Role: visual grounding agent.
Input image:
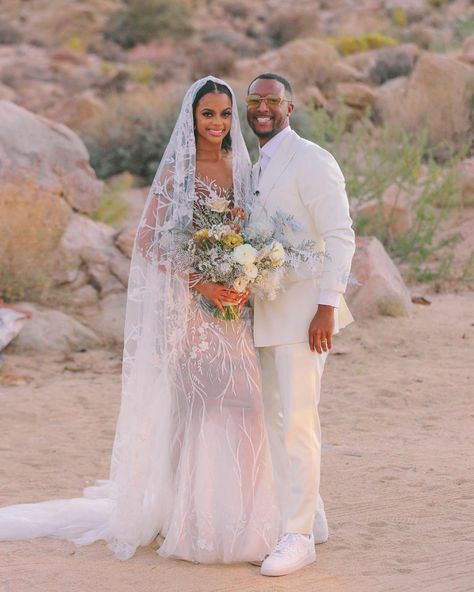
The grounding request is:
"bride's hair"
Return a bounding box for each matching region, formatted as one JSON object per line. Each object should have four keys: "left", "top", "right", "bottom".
{"left": 192, "top": 80, "right": 233, "bottom": 151}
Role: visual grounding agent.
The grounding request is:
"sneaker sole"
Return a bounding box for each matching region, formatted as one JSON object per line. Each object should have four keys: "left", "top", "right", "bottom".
{"left": 260, "top": 552, "right": 316, "bottom": 577}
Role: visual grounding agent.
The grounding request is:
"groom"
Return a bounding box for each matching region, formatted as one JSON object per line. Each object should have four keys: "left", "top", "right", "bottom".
{"left": 246, "top": 73, "right": 355, "bottom": 576}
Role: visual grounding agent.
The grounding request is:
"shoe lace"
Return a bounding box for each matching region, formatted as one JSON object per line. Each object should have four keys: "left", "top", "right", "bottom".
{"left": 273, "top": 533, "right": 298, "bottom": 555}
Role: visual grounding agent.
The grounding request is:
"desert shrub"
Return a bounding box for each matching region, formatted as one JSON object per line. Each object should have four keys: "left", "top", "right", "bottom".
{"left": 190, "top": 42, "right": 237, "bottom": 79}
{"left": 266, "top": 7, "right": 319, "bottom": 47}
{"left": 303, "top": 107, "right": 466, "bottom": 282}
{"left": 82, "top": 89, "right": 181, "bottom": 183}
{"left": 201, "top": 30, "right": 257, "bottom": 57}
{"left": 130, "top": 62, "right": 156, "bottom": 85}
{"left": 219, "top": 0, "right": 249, "bottom": 19}
{"left": 391, "top": 9, "right": 408, "bottom": 27}
{"left": 369, "top": 49, "right": 415, "bottom": 84}
{"left": 104, "top": 0, "right": 194, "bottom": 49}
{"left": 327, "top": 33, "right": 398, "bottom": 55}
{"left": 66, "top": 35, "right": 87, "bottom": 52}
{"left": 0, "top": 20, "right": 22, "bottom": 45}
{"left": 91, "top": 176, "right": 130, "bottom": 228}
{"left": 0, "top": 177, "right": 70, "bottom": 302}
{"left": 453, "top": 14, "right": 474, "bottom": 43}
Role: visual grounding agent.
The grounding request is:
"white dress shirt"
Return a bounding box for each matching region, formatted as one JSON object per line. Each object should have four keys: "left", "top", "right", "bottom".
{"left": 258, "top": 126, "right": 341, "bottom": 308}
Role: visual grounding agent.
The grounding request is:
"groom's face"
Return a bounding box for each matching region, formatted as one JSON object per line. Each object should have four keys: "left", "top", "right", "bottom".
{"left": 246, "top": 78, "right": 293, "bottom": 144}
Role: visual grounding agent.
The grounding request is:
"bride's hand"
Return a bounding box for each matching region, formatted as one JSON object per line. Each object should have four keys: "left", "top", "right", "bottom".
{"left": 193, "top": 280, "right": 245, "bottom": 315}
{"left": 238, "top": 289, "right": 250, "bottom": 312}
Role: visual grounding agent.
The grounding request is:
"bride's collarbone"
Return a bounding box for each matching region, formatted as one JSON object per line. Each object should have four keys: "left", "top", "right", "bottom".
{"left": 196, "top": 158, "right": 233, "bottom": 190}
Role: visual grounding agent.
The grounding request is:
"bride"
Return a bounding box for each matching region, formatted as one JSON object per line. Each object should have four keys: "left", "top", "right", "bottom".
{"left": 0, "top": 77, "right": 279, "bottom": 563}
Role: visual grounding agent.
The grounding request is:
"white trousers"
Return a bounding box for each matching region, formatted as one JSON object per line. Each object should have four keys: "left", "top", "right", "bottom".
{"left": 259, "top": 342, "right": 328, "bottom": 534}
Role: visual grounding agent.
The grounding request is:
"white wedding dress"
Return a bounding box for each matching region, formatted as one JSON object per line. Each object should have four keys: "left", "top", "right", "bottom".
{"left": 0, "top": 77, "right": 280, "bottom": 563}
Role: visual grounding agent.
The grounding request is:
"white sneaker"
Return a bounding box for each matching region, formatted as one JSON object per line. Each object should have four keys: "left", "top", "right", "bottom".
{"left": 260, "top": 533, "right": 316, "bottom": 576}
{"left": 313, "top": 508, "right": 329, "bottom": 544}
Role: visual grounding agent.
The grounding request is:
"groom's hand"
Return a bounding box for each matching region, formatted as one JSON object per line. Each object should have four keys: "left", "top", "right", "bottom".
{"left": 308, "top": 305, "right": 335, "bottom": 354}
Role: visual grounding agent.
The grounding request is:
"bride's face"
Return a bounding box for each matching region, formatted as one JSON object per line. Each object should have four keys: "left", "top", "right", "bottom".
{"left": 194, "top": 92, "right": 232, "bottom": 148}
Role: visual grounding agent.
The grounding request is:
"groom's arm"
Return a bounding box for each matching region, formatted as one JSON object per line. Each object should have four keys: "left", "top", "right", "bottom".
{"left": 297, "top": 146, "right": 355, "bottom": 352}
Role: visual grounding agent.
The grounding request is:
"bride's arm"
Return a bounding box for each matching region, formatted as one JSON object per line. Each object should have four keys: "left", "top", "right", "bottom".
{"left": 135, "top": 178, "right": 245, "bottom": 310}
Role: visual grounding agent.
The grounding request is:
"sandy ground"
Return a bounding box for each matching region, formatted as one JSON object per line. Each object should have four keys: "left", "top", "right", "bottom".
{"left": 0, "top": 292, "right": 473, "bottom": 592}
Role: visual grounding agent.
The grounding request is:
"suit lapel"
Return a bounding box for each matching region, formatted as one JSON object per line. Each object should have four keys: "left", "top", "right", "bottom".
{"left": 252, "top": 130, "right": 300, "bottom": 218}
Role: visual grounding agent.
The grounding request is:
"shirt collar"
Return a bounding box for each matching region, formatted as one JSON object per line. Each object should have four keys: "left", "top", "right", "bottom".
{"left": 259, "top": 126, "right": 292, "bottom": 160}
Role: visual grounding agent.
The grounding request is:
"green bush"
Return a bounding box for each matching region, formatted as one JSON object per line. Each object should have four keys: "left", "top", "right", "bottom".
{"left": 104, "top": 0, "right": 194, "bottom": 49}
{"left": 91, "top": 176, "right": 131, "bottom": 228}
{"left": 391, "top": 9, "right": 408, "bottom": 27}
{"left": 327, "top": 33, "right": 398, "bottom": 55}
{"left": 303, "top": 106, "right": 467, "bottom": 283}
{"left": 82, "top": 90, "right": 181, "bottom": 183}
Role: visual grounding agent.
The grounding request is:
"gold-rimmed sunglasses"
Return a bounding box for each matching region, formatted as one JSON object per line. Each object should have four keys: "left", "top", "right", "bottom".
{"left": 245, "top": 94, "right": 292, "bottom": 108}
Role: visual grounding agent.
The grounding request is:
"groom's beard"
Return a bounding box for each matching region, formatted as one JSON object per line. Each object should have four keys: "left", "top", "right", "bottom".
{"left": 247, "top": 114, "right": 288, "bottom": 141}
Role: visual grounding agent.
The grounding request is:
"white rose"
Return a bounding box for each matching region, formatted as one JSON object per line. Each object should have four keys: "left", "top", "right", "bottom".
{"left": 269, "top": 241, "right": 285, "bottom": 265}
{"left": 233, "top": 276, "right": 249, "bottom": 293}
{"left": 233, "top": 243, "right": 258, "bottom": 265}
{"left": 244, "top": 263, "right": 258, "bottom": 279}
{"left": 206, "top": 197, "right": 230, "bottom": 213}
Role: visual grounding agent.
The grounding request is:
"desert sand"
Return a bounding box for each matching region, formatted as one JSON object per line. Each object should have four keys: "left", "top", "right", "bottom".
{"left": 0, "top": 292, "right": 473, "bottom": 592}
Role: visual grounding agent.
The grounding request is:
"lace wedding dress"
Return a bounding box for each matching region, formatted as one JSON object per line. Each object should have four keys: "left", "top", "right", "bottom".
{"left": 0, "top": 77, "right": 279, "bottom": 563}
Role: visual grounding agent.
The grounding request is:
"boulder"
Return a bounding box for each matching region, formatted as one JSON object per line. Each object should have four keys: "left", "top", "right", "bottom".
{"left": 87, "top": 292, "right": 127, "bottom": 344}
{"left": 44, "top": 91, "right": 106, "bottom": 131}
{"left": 8, "top": 307, "right": 102, "bottom": 353}
{"left": 115, "top": 226, "right": 136, "bottom": 259}
{"left": 374, "top": 52, "right": 474, "bottom": 150}
{"left": 71, "top": 284, "right": 100, "bottom": 307}
{"left": 346, "top": 236, "right": 412, "bottom": 317}
{"left": 327, "top": 61, "right": 365, "bottom": 85}
{"left": 234, "top": 38, "right": 339, "bottom": 89}
{"left": 0, "top": 100, "right": 102, "bottom": 214}
{"left": 356, "top": 184, "right": 414, "bottom": 239}
{"left": 334, "top": 82, "right": 377, "bottom": 109}
{"left": 0, "top": 82, "right": 16, "bottom": 101}
{"left": 301, "top": 85, "right": 330, "bottom": 110}
{"left": 405, "top": 24, "right": 437, "bottom": 50}
{"left": 61, "top": 213, "right": 115, "bottom": 253}
{"left": 60, "top": 214, "right": 130, "bottom": 293}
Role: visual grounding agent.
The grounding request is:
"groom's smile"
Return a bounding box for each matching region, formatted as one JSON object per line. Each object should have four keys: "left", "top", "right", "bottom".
{"left": 246, "top": 78, "right": 293, "bottom": 144}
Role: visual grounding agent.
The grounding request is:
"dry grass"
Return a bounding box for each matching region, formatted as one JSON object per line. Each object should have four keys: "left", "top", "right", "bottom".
{"left": 0, "top": 176, "right": 71, "bottom": 302}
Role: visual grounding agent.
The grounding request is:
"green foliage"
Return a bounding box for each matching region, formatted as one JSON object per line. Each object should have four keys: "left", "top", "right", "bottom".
{"left": 453, "top": 14, "right": 474, "bottom": 43}
{"left": 303, "top": 106, "right": 467, "bottom": 282}
{"left": 66, "top": 35, "right": 87, "bottom": 52}
{"left": 131, "top": 62, "right": 156, "bottom": 85}
{"left": 327, "top": 33, "right": 398, "bottom": 56}
{"left": 104, "top": 0, "right": 194, "bottom": 49}
{"left": 83, "top": 91, "right": 181, "bottom": 183}
{"left": 91, "top": 176, "right": 131, "bottom": 228}
{"left": 391, "top": 9, "right": 408, "bottom": 27}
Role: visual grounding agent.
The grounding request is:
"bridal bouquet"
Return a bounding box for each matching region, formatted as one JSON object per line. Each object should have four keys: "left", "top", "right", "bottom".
{"left": 179, "top": 190, "right": 321, "bottom": 320}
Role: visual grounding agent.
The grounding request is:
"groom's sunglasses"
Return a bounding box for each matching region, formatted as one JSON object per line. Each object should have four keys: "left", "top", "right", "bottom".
{"left": 245, "top": 94, "right": 291, "bottom": 108}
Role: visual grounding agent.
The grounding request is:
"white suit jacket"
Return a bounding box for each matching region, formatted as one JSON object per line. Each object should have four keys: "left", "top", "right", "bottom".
{"left": 250, "top": 129, "right": 355, "bottom": 347}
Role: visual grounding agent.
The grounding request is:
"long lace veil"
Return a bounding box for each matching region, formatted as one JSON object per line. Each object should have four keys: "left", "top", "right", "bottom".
{"left": 0, "top": 76, "right": 253, "bottom": 560}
